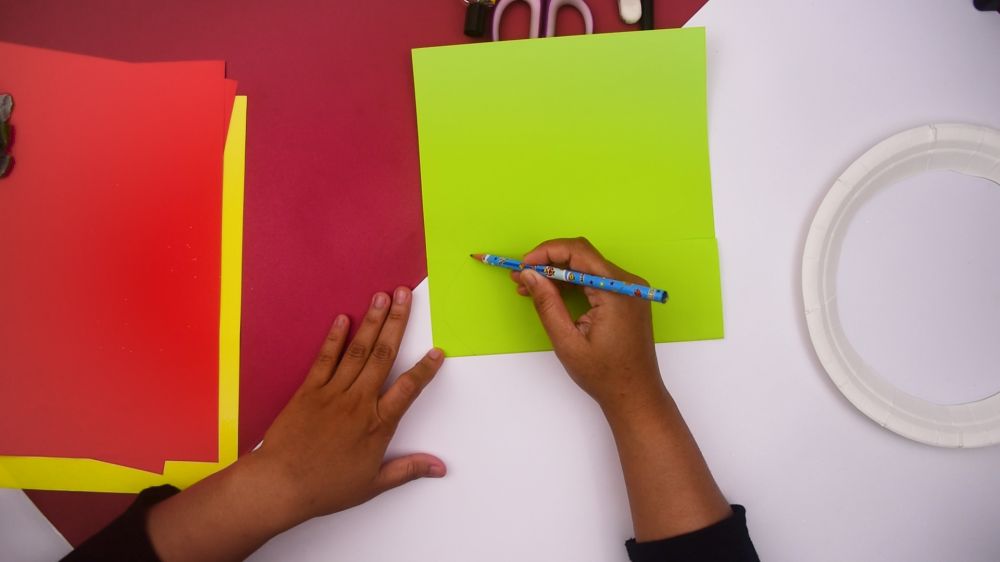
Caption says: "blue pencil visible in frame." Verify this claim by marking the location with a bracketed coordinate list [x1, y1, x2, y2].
[471, 253, 669, 304]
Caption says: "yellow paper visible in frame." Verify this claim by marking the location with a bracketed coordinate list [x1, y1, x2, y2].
[0, 96, 247, 492]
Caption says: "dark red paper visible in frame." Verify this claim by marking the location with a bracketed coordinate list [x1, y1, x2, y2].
[0, 42, 229, 472]
[0, 0, 708, 545]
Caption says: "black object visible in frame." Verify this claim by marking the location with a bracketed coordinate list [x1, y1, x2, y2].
[626, 505, 760, 562]
[465, 0, 492, 38]
[0, 93, 11, 178]
[974, 0, 999, 12]
[62, 485, 180, 562]
[639, 0, 654, 30]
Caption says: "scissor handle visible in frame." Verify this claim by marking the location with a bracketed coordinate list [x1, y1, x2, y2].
[617, 0, 641, 24]
[545, 0, 594, 37]
[492, 0, 542, 41]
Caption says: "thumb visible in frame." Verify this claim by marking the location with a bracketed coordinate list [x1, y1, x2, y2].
[521, 269, 577, 344]
[374, 453, 446, 493]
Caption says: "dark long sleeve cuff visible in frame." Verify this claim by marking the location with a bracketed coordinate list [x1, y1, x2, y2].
[625, 504, 759, 562]
[62, 485, 179, 562]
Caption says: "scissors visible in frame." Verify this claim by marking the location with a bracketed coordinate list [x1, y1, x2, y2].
[616, 0, 653, 28]
[492, 0, 594, 41]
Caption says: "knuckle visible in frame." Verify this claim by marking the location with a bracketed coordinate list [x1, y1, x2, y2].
[346, 342, 368, 360]
[316, 352, 337, 365]
[388, 308, 407, 322]
[418, 356, 440, 376]
[365, 417, 383, 435]
[396, 374, 421, 398]
[593, 263, 613, 277]
[403, 461, 420, 482]
[535, 300, 556, 319]
[533, 292, 556, 314]
[363, 310, 381, 326]
[372, 342, 396, 363]
[533, 297, 547, 314]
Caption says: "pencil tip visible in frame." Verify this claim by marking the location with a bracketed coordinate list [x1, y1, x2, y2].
[470, 253, 484, 261]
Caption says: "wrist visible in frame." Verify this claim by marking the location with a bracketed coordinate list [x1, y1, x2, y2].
[599, 382, 674, 433]
[224, 452, 310, 533]
[146, 452, 305, 561]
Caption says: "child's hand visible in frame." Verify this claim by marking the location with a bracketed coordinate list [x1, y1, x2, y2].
[511, 238, 667, 420]
[255, 287, 446, 523]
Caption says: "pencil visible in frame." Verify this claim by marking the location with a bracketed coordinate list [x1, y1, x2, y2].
[471, 253, 668, 304]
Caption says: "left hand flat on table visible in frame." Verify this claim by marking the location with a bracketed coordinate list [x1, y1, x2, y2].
[146, 286, 446, 562]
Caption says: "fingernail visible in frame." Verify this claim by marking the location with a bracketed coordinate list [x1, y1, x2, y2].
[335, 314, 347, 328]
[522, 269, 538, 286]
[373, 293, 388, 309]
[427, 348, 443, 360]
[394, 287, 409, 305]
[428, 464, 446, 478]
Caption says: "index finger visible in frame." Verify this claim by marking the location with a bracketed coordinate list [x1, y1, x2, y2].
[378, 348, 444, 426]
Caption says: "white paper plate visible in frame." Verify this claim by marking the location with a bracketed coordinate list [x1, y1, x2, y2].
[802, 123, 1000, 448]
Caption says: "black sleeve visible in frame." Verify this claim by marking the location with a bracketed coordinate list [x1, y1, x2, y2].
[61, 485, 179, 562]
[625, 505, 759, 562]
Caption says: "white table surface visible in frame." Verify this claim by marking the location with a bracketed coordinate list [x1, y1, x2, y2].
[3, 1, 1000, 560]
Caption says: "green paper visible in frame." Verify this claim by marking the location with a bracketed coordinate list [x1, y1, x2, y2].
[413, 28, 723, 356]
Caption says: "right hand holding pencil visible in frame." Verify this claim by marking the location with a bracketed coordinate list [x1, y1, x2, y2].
[513, 239, 734, 543]
[510, 237, 669, 421]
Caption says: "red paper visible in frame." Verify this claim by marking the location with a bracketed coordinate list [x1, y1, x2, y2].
[0, 42, 230, 472]
[0, 0, 707, 544]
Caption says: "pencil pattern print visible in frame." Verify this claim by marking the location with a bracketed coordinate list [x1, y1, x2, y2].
[472, 254, 669, 304]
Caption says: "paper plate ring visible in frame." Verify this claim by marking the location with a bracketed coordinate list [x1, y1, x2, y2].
[802, 123, 1000, 448]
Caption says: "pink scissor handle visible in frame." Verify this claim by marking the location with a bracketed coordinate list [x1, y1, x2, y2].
[545, 0, 594, 37]
[492, 0, 542, 41]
